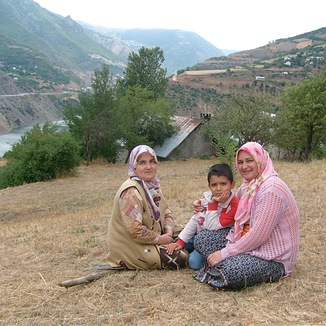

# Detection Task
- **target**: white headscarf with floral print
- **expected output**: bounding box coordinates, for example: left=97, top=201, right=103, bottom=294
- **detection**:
left=128, top=145, right=161, bottom=221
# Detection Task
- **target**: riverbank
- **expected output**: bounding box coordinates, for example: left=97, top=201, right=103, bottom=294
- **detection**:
left=0, top=93, right=65, bottom=135
left=0, top=120, right=66, bottom=157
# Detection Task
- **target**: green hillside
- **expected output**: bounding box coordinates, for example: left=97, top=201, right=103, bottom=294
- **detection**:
left=0, top=0, right=324, bottom=134
left=167, top=27, right=326, bottom=117
left=0, top=0, right=122, bottom=91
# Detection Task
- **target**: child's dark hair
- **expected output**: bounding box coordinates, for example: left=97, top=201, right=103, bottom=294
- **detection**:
left=207, top=163, right=234, bottom=183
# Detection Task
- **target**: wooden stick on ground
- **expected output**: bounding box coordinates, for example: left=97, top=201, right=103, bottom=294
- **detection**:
left=58, top=262, right=130, bottom=288
left=58, top=271, right=110, bottom=288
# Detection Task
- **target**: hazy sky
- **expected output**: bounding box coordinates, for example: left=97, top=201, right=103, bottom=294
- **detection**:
left=34, top=0, right=325, bottom=51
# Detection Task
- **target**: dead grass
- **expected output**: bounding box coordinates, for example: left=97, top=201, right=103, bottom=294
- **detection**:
left=1, top=158, right=325, bottom=325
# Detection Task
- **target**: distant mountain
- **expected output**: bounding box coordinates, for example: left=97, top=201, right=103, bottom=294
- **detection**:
left=0, top=0, right=225, bottom=133
left=0, top=0, right=324, bottom=135
left=191, top=27, right=326, bottom=71
left=0, top=0, right=122, bottom=92
left=81, top=25, right=225, bottom=75
left=167, top=27, right=326, bottom=117
left=0, top=0, right=224, bottom=92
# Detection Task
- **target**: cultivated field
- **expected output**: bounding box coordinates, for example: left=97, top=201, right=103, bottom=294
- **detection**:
left=1, top=158, right=325, bottom=325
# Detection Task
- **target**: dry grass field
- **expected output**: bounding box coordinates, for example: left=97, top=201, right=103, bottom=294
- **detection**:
left=1, top=158, right=325, bottom=325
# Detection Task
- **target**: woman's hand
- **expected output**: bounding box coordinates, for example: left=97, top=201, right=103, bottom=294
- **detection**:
left=165, top=242, right=183, bottom=255
left=207, top=251, right=222, bottom=267
left=165, top=229, right=174, bottom=238
left=157, top=234, right=173, bottom=245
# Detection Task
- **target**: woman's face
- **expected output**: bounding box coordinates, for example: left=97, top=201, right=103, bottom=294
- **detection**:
left=237, top=150, right=259, bottom=182
left=135, top=152, right=157, bottom=182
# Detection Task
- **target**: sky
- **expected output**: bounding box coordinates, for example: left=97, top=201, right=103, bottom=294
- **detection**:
left=34, top=0, right=325, bottom=51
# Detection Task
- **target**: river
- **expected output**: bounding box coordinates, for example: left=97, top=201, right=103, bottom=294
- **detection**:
left=0, top=121, right=66, bottom=157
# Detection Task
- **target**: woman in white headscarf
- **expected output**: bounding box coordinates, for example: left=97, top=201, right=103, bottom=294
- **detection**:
left=107, top=145, right=188, bottom=270
left=193, top=142, right=300, bottom=289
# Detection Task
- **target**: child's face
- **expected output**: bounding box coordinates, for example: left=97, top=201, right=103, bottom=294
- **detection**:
left=208, top=175, right=235, bottom=198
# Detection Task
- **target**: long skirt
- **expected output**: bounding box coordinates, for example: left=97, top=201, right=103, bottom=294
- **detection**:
left=193, top=229, right=285, bottom=290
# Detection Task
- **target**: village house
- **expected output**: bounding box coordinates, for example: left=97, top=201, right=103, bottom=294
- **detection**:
left=153, top=115, right=215, bottom=160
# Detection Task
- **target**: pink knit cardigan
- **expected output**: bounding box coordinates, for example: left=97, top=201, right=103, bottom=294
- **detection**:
left=221, top=175, right=300, bottom=276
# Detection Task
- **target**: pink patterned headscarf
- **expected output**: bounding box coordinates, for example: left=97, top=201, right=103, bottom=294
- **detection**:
left=128, top=145, right=161, bottom=220
left=233, top=142, right=278, bottom=241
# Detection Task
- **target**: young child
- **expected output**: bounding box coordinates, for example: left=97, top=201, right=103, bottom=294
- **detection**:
left=166, top=163, right=239, bottom=270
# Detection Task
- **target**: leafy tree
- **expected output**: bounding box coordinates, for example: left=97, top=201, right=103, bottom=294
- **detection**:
left=117, top=85, right=175, bottom=155
left=274, top=69, right=326, bottom=161
left=64, top=54, right=174, bottom=164
left=204, top=91, right=275, bottom=154
left=114, top=46, right=175, bottom=157
left=117, top=46, right=168, bottom=99
left=0, top=122, right=80, bottom=189
left=213, top=136, right=238, bottom=173
left=64, top=64, right=119, bottom=164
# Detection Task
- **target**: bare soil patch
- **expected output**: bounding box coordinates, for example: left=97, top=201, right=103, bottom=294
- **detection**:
left=1, top=158, right=325, bottom=325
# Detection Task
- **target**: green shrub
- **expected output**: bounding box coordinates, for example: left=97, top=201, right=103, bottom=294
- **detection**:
left=0, top=122, right=80, bottom=189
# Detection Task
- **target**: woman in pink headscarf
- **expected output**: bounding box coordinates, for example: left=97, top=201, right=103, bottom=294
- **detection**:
left=193, top=142, right=300, bottom=289
left=107, top=145, right=188, bottom=270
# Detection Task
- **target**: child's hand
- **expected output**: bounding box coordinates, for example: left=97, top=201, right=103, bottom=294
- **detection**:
left=193, top=199, right=204, bottom=213
left=166, top=242, right=183, bottom=255
left=213, top=191, right=231, bottom=203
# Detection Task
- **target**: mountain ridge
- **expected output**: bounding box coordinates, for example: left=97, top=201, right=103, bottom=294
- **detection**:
left=78, top=24, right=225, bottom=75
left=168, top=27, right=325, bottom=118
left=0, top=0, right=325, bottom=134
left=0, top=0, right=226, bottom=134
